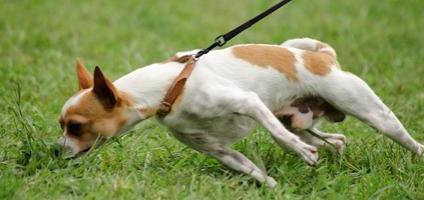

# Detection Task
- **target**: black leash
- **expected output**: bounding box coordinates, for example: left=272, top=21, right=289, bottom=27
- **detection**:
left=306, top=129, right=336, bottom=148
left=194, top=0, right=293, bottom=59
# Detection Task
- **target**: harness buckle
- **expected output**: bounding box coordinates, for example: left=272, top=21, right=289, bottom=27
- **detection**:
left=157, top=101, right=172, bottom=115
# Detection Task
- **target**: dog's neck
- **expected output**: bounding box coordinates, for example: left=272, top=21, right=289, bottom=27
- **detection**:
left=113, top=62, right=185, bottom=119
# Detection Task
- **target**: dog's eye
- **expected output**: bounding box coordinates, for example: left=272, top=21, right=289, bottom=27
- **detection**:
left=67, top=123, right=82, bottom=137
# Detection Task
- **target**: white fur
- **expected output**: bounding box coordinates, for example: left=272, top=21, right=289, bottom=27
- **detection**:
left=61, top=90, right=89, bottom=116
left=281, top=37, right=337, bottom=57
left=74, top=37, right=422, bottom=187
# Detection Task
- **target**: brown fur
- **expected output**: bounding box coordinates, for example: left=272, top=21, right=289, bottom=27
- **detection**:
left=232, top=45, right=298, bottom=81
left=76, top=60, right=93, bottom=90
left=302, top=51, right=335, bottom=76
left=61, top=64, right=135, bottom=152
left=164, top=55, right=193, bottom=63
left=61, top=91, right=131, bottom=150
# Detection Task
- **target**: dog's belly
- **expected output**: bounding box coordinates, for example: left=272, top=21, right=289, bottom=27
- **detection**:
left=162, top=114, right=256, bottom=147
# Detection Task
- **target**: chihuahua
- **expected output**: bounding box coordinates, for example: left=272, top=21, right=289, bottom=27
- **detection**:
left=59, top=38, right=423, bottom=187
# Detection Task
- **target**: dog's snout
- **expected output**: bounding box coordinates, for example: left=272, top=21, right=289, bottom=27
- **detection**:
left=58, top=137, right=73, bottom=153
left=58, top=137, right=66, bottom=147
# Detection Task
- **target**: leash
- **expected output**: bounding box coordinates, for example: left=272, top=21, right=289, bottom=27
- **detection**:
left=306, top=129, right=337, bottom=148
left=194, top=0, right=293, bottom=59
left=157, top=0, right=294, bottom=115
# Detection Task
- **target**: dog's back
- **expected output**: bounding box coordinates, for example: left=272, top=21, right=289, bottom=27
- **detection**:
left=186, top=38, right=340, bottom=111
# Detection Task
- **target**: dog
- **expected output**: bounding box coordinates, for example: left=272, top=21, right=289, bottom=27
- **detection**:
left=59, top=38, right=423, bottom=187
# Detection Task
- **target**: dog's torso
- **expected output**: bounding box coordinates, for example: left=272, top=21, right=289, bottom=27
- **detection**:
left=114, top=43, right=340, bottom=149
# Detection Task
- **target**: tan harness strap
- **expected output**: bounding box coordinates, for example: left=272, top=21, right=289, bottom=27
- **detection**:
left=157, top=55, right=197, bottom=116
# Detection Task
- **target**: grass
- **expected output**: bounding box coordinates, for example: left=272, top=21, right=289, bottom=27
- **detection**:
left=1, top=0, right=423, bottom=199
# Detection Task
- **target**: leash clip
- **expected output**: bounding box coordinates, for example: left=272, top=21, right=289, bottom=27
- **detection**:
left=191, top=54, right=199, bottom=61
left=214, top=35, right=226, bottom=46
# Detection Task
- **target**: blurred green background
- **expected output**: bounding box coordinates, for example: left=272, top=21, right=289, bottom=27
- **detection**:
left=0, top=0, right=423, bottom=199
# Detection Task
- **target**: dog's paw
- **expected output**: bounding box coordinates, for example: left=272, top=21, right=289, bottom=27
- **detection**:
left=327, top=136, right=347, bottom=154
left=330, top=133, right=347, bottom=144
left=265, top=176, right=277, bottom=188
left=327, top=138, right=346, bottom=154
left=417, top=143, right=424, bottom=156
left=320, top=133, right=347, bottom=154
left=296, top=142, right=319, bottom=166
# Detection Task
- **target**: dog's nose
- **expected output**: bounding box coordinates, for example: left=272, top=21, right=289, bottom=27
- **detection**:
left=57, top=138, right=78, bottom=159
left=58, top=137, right=66, bottom=147
left=58, top=137, right=72, bottom=152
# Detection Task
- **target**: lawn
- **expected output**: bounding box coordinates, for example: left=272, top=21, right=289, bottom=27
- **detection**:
left=1, top=0, right=423, bottom=199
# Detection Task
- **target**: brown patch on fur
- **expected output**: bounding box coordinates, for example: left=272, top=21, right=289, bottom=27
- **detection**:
left=66, top=93, right=128, bottom=134
left=164, top=55, right=193, bottom=64
left=316, top=42, right=341, bottom=69
left=302, top=51, right=335, bottom=76
left=119, top=91, right=136, bottom=107
left=233, top=45, right=298, bottom=81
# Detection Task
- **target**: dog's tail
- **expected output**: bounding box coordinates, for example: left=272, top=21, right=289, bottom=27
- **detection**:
left=281, top=38, right=337, bottom=58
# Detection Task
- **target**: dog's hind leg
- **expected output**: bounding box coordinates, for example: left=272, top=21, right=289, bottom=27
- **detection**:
left=216, top=89, right=319, bottom=165
left=318, top=71, right=423, bottom=155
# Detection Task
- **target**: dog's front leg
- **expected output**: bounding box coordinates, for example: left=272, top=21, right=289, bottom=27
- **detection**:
left=207, top=146, right=277, bottom=187
left=173, top=131, right=277, bottom=187
left=170, top=131, right=276, bottom=187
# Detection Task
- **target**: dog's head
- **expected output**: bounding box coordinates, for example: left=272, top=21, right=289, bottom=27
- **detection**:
left=58, top=61, right=140, bottom=156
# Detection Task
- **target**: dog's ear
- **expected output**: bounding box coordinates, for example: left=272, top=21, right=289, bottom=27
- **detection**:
left=92, top=66, right=119, bottom=108
left=76, top=60, right=93, bottom=90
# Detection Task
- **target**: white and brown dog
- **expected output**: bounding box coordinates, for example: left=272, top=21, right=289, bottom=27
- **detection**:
left=59, top=38, right=423, bottom=187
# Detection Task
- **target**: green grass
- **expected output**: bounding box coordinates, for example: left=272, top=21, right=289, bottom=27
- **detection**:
left=1, top=0, right=424, bottom=199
